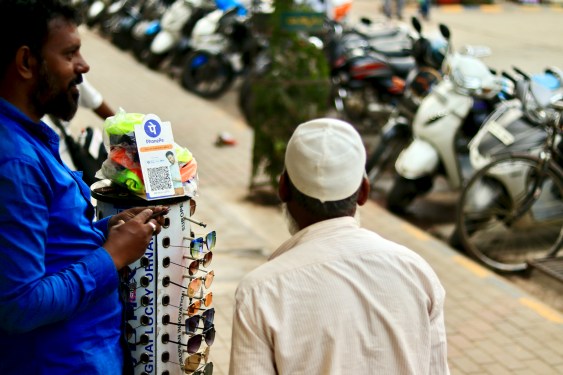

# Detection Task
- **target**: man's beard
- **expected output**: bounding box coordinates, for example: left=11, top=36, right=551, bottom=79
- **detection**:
left=281, top=203, right=362, bottom=236
left=34, top=62, right=81, bottom=121
left=281, top=203, right=300, bottom=236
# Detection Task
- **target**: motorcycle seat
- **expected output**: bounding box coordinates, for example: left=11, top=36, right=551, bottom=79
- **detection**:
left=477, top=116, right=547, bottom=157
left=388, top=56, right=416, bottom=78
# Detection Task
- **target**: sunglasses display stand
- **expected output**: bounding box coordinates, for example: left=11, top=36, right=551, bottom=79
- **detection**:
left=92, top=182, right=210, bottom=375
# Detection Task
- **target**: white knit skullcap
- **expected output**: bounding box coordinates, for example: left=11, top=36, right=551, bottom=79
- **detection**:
left=285, top=118, right=366, bottom=202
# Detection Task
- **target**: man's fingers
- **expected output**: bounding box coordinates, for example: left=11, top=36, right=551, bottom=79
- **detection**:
left=133, top=208, right=154, bottom=224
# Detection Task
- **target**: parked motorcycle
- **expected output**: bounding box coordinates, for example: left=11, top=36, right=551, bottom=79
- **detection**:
left=179, top=1, right=250, bottom=98
left=326, top=17, right=416, bottom=132
left=145, top=0, right=212, bottom=70
left=365, top=16, right=446, bottom=194
left=386, top=24, right=505, bottom=214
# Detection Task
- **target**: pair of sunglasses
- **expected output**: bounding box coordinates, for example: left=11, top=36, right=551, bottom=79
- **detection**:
left=184, top=231, right=216, bottom=258
left=165, top=230, right=216, bottom=260
left=163, top=252, right=213, bottom=276
left=161, top=326, right=215, bottom=354
left=162, top=270, right=213, bottom=298
left=162, top=308, right=215, bottom=335
left=185, top=292, right=213, bottom=317
left=184, top=347, right=211, bottom=374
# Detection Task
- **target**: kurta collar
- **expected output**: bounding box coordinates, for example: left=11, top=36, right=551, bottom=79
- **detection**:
left=268, top=216, right=360, bottom=261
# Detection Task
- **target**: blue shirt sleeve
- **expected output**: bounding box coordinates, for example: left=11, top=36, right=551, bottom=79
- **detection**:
left=94, top=216, right=111, bottom=238
left=0, top=158, right=118, bottom=334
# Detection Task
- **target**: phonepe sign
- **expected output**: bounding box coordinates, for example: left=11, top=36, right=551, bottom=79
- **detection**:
left=144, top=118, right=162, bottom=138
left=135, top=114, right=179, bottom=200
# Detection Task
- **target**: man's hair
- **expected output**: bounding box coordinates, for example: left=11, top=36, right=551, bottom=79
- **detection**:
left=285, top=171, right=360, bottom=220
left=0, top=0, right=80, bottom=78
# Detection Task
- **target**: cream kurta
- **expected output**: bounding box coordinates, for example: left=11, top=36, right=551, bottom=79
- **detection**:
left=229, top=217, right=449, bottom=375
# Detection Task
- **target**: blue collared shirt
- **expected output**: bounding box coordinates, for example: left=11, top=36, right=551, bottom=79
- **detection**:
left=0, top=98, right=123, bottom=374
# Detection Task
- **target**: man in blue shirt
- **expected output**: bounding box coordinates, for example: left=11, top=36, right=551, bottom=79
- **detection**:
left=0, top=1, right=166, bottom=373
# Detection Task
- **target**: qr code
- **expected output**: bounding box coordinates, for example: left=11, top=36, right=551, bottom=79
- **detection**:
left=147, top=166, right=172, bottom=192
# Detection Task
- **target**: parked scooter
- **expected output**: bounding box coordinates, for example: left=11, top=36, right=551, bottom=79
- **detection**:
left=365, top=16, right=446, bottom=193
left=145, top=0, right=209, bottom=70
left=86, top=0, right=111, bottom=28
left=130, top=0, right=173, bottom=61
left=179, top=0, right=249, bottom=98
left=386, top=24, right=505, bottom=214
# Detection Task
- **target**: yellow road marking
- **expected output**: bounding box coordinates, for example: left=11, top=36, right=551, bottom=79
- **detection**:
left=481, top=4, right=502, bottom=12
left=452, top=255, right=491, bottom=278
left=519, top=297, right=563, bottom=324
left=440, top=5, right=464, bottom=13
left=401, top=223, right=431, bottom=241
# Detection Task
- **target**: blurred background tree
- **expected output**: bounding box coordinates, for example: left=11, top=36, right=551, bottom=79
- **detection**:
left=245, top=0, right=331, bottom=195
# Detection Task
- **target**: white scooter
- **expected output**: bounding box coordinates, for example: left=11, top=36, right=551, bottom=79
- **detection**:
left=387, top=24, right=505, bottom=214
left=145, top=0, right=209, bottom=70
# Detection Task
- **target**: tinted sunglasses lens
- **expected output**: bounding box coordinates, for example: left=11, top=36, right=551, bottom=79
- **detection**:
left=189, top=260, right=199, bottom=275
left=204, top=362, right=214, bottom=375
left=202, top=308, right=215, bottom=330
left=202, top=252, right=213, bottom=268
left=205, top=327, right=216, bottom=346
left=188, top=278, right=202, bottom=297
left=185, top=316, right=199, bottom=334
left=204, top=270, right=214, bottom=289
left=188, top=300, right=202, bottom=316
left=187, top=334, right=203, bottom=354
left=184, top=353, right=202, bottom=372
left=190, top=199, right=196, bottom=216
left=203, top=292, right=213, bottom=307
left=190, top=238, right=204, bottom=259
left=205, top=231, right=216, bottom=250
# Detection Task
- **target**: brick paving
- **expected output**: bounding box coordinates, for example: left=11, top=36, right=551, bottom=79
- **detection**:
left=73, top=7, right=563, bottom=373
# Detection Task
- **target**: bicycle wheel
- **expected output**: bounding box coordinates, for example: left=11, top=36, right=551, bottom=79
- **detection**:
left=457, top=154, right=563, bottom=273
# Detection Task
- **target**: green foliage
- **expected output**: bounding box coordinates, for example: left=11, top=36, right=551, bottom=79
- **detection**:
left=247, top=1, right=331, bottom=191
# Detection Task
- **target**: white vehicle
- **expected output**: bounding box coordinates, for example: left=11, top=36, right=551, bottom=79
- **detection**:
left=387, top=24, right=504, bottom=214
left=454, top=67, right=563, bottom=272
left=146, top=0, right=207, bottom=70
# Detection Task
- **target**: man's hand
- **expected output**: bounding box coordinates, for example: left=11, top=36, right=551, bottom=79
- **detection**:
left=108, top=206, right=168, bottom=229
left=104, top=208, right=163, bottom=270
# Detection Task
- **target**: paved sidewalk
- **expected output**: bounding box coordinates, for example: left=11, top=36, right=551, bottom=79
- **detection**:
left=74, top=21, right=563, bottom=375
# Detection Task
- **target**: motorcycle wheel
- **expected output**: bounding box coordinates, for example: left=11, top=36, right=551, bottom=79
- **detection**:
left=456, top=155, right=563, bottom=273
left=146, top=51, right=167, bottom=70
left=387, top=175, right=433, bottom=214
left=180, top=51, right=235, bottom=99
left=366, top=129, right=410, bottom=194
left=331, top=84, right=369, bottom=123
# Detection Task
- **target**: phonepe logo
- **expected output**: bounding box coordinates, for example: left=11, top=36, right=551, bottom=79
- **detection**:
left=144, top=119, right=161, bottom=138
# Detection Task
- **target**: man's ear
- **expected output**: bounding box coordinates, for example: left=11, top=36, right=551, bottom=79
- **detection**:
left=15, top=46, right=37, bottom=80
left=357, top=176, right=370, bottom=206
left=278, top=171, right=290, bottom=203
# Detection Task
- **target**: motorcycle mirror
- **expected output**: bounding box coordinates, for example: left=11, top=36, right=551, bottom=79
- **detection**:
left=439, top=24, right=450, bottom=40
left=360, top=17, right=372, bottom=26
left=411, top=16, right=422, bottom=34
left=501, top=71, right=517, bottom=84
left=512, top=66, right=530, bottom=80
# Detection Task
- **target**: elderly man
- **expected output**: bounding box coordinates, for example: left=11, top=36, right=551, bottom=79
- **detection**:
left=229, top=118, right=449, bottom=374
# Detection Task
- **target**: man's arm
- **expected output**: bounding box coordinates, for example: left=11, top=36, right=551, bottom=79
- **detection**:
left=229, top=289, right=277, bottom=375
left=0, top=160, right=118, bottom=333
